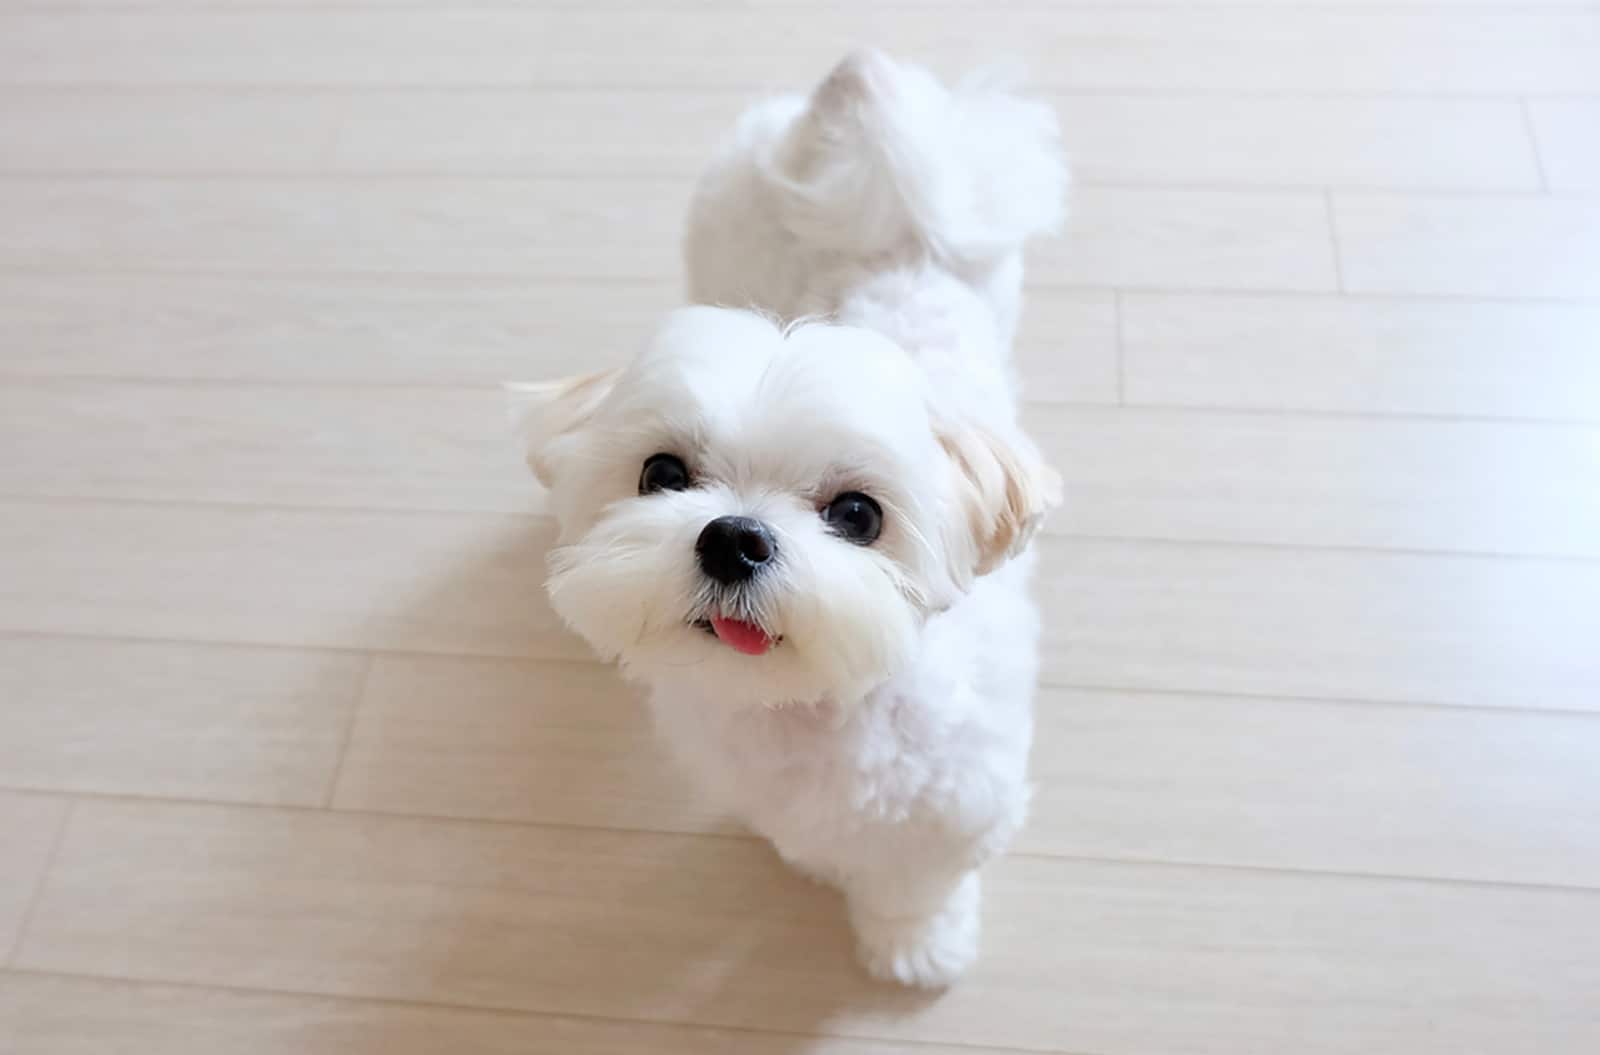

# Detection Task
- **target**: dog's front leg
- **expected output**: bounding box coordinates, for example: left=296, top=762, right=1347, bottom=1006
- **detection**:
left=845, top=862, right=983, bottom=989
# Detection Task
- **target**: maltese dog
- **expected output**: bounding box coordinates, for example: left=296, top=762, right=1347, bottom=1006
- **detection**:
left=510, top=49, right=1066, bottom=988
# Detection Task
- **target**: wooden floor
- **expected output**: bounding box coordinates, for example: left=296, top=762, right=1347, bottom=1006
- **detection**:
left=2, top=2, right=1599, bottom=1052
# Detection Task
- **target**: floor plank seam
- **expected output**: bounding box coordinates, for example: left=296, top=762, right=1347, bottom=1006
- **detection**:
left=3, top=263, right=1597, bottom=306
left=1323, top=188, right=1349, bottom=293
left=321, top=653, right=377, bottom=809
left=1033, top=679, right=1600, bottom=718
left=4, top=493, right=1597, bottom=563
left=3, top=1, right=1595, bottom=10
left=3, top=627, right=1597, bottom=719
left=5, top=784, right=1598, bottom=897
left=0, top=170, right=1576, bottom=196
left=1, top=77, right=1596, bottom=104
left=0, top=964, right=1076, bottom=1055
left=5, top=170, right=1596, bottom=203
left=1, top=373, right=1594, bottom=427
left=1519, top=97, right=1555, bottom=192
left=3, top=798, right=74, bottom=969
left=1112, top=289, right=1127, bottom=404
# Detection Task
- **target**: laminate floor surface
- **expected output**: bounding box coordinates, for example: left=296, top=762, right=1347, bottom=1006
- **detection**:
left=1, top=2, right=1598, bottom=1053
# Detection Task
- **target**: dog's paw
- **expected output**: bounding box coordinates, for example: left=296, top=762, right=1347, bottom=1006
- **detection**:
left=851, top=874, right=980, bottom=988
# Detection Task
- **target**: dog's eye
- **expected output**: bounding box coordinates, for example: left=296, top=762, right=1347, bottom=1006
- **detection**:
left=822, top=492, right=882, bottom=544
left=639, top=453, right=691, bottom=495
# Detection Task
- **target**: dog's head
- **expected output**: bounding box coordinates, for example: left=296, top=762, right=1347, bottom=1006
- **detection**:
left=512, top=306, right=1058, bottom=708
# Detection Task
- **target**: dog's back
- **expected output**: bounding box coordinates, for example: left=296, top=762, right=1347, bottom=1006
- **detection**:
left=683, top=49, right=1067, bottom=354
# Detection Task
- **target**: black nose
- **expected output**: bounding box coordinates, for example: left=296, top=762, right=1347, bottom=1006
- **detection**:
left=696, top=516, right=776, bottom=584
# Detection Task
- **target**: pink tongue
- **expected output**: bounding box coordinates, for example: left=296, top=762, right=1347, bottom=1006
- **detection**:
left=710, top=616, right=773, bottom=656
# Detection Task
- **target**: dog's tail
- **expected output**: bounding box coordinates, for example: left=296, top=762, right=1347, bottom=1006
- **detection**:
left=765, top=49, right=1067, bottom=267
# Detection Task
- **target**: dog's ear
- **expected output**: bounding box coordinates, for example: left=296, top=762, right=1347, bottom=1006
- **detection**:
left=936, top=417, right=1062, bottom=582
left=505, top=369, right=621, bottom=487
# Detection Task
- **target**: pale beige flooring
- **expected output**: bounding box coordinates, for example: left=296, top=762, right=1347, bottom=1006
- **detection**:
left=1, top=2, right=1598, bottom=1053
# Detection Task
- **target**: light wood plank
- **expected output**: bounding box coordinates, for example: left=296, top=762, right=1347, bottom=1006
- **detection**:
left=0, top=274, right=679, bottom=385
left=339, top=92, right=1546, bottom=191
left=0, top=89, right=346, bottom=174
left=331, top=89, right=727, bottom=179
left=17, top=799, right=1600, bottom=1053
left=1017, top=288, right=1120, bottom=402
left=0, top=793, right=67, bottom=963
left=0, top=177, right=1329, bottom=291
left=1029, top=406, right=1600, bottom=557
left=0, top=177, right=686, bottom=280
left=0, top=381, right=535, bottom=513
left=1, top=501, right=1594, bottom=711
left=0, top=88, right=734, bottom=179
left=1059, top=96, right=1543, bottom=191
left=1333, top=193, right=1600, bottom=300
left=0, top=972, right=1012, bottom=1055
left=1, top=10, right=1595, bottom=95
left=0, top=273, right=1117, bottom=398
left=0, top=89, right=1544, bottom=193
left=1029, top=688, right=1600, bottom=887
left=1040, top=188, right=1337, bottom=292
left=12, top=801, right=868, bottom=1033
left=1121, top=293, right=1600, bottom=422
left=1527, top=99, right=1600, bottom=192
left=11, top=382, right=1592, bottom=558
left=332, top=655, right=734, bottom=834
left=0, top=275, right=1119, bottom=400
left=1041, top=539, right=1600, bottom=712
left=0, top=636, right=365, bottom=806
left=325, top=650, right=1600, bottom=889
left=0, top=500, right=583, bottom=660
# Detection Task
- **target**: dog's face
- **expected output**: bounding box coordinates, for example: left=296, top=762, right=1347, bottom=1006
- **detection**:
left=512, top=306, right=1058, bottom=708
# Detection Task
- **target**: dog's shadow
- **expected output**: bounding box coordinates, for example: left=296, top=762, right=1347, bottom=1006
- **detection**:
left=339, top=513, right=943, bottom=1050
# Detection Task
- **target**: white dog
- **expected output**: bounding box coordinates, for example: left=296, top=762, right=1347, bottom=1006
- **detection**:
left=511, top=50, right=1066, bottom=987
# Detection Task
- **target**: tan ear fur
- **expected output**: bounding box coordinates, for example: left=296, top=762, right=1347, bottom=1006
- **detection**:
left=938, top=420, right=1063, bottom=579
left=504, top=369, right=621, bottom=486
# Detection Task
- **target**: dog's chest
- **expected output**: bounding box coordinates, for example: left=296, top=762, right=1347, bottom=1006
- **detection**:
left=647, top=668, right=976, bottom=839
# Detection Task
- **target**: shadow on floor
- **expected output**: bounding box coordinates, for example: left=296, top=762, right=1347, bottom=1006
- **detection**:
left=332, top=516, right=945, bottom=1050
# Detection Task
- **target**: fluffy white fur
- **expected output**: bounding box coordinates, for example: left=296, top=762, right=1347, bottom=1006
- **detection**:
left=510, top=49, right=1066, bottom=987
